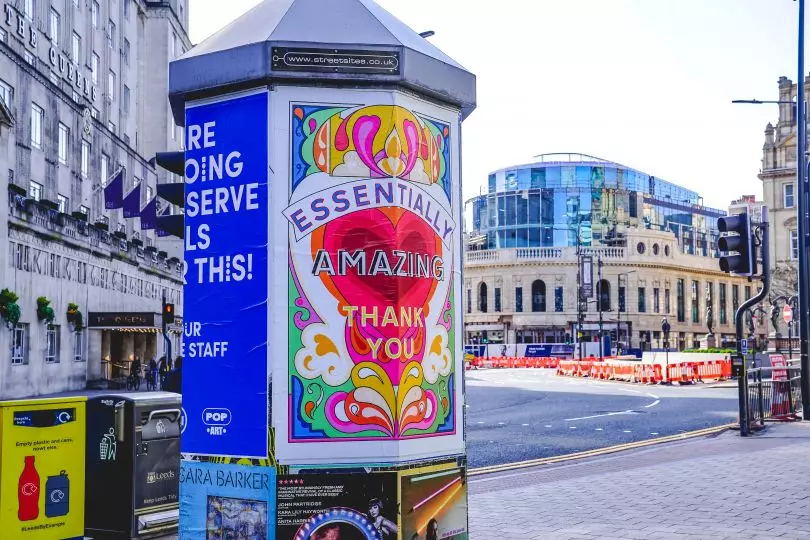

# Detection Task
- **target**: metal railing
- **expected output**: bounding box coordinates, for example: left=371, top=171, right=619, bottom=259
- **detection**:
left=745, top=362, right=802, bottom=430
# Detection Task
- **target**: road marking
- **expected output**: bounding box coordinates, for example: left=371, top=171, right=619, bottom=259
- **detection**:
left=595, top=428, right=603, bottom=431
left=545, top=425, right=552, bottom=428
left=650, top=432, right=659, bottom=435
left=569, top=426, right=577, bottom=429
left=623, top=430, right=632, bottom=433
left=644, top=400, right=661, bottom=408
left=497, top=422, right=505, bottom=425
left=477, top=421, right=485, bottom=424
left=469, top=424, right=735, bottom=478
left=522, top=423, right=529, bottom=426
left=565, top=410, right=635, bottom=422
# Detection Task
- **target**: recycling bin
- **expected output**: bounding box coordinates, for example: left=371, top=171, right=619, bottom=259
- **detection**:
left=85, top=392, right=181, bottom=538
left=0, top=396, right=87, bottom=540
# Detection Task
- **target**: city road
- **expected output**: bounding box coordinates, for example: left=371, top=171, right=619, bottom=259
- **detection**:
left=465, top=368, right=737, bottom=468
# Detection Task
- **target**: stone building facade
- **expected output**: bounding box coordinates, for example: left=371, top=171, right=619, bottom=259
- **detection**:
left=0, top=0, right=190, bottom=398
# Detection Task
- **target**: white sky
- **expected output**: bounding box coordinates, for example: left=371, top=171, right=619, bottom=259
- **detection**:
left=189, top=0, right=800, bottom=209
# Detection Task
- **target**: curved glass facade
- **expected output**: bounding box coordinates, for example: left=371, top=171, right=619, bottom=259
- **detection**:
left=470, top=155, right=725, bottom=255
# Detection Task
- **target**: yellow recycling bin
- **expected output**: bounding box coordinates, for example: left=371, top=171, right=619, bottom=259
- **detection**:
left=0, top=397, right=86, bottom=539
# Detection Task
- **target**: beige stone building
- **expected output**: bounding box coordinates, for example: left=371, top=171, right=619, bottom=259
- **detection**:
left=464, top=154, right=760, bottom=352
left=760, top=76, right=801, bottom=299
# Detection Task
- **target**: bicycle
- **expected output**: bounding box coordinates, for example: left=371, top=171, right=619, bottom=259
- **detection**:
left=145, top=369, right=157, bottom=391
left=126, top=365, right=141, bottom=391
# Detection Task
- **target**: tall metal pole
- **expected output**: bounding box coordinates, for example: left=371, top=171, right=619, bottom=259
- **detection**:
left=617, top=274, right=623, bottom=354
left=798, top=0, right=810, bottom=419
left=598, top=255, right=604, bottom=360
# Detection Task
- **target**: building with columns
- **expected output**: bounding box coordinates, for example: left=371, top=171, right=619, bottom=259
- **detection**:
left=464, top=154, right=760, bottom=352
left=0, top=0, right=189, bottom=398
left=760, top=76, right=801, bottom=300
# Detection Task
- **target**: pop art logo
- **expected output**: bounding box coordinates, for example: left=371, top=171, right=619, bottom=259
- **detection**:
left=202, top=408, right=231, bottom=426
left=286, top=103, right=458, bottom=443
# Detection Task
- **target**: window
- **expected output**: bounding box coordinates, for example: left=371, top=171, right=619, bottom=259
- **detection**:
left=58, top=123, right=69, bottom=164
left=11, top=324, right=28, bottom=365
left=92, top=1, right=99, bottom=28
left=123, top=85, right=130, bottom=114
left=745, top=286, right=752, bottom=301
left=92, top=53, right=99, bottom=85
left=108, top=121, right=116, bottom=134
left=555, top=286, right=564, bottom=312
left=171, top=31, right=177, bottom=58
left=24, top=0, right=33, bottom=20
left=653, top=288, right=660, bottom=313
left=24, top=51, right=34, bottom=65
left=101, top=153, right=109, bottom=184
left=494, top=287, right=501, bottom=313
left=107, top=20, right=115, bottom=49
left=72, top=32, right=81, bottom=63
left=123, top=39, right=130, bottom=65
left=597, top=279, right=610, bottom=312
left=515, top=287, right=523, bottom=312
left=719, top=284, right=727, bottom=325
left=145, top=185, right=153, bottom=201
left=784, top=183, right=795, bottom=209
left=466, top=289, right=471, bottom=314
left=732, top=285, right=740, bottom=313
left=108, top=70, right=115, bottom=101
left=791, top=230, right=799, bottom=260
left=478, top=282, right=488, bottom=313
left=124, top=0, right=130, bottom=18
left=81, top=141, right=90, bottom=178
left=0, top=79, right=12, bottom=107
left=73, top=332, right=85, bottom=362
left=57, top=194, right=68, bottom=213
left=677, top=279, right=685, bottom=322
left=665, top=289, right=671, bottom=314
left=691, top=280, right=700, bottom=323
left=29, top=181, right=42, bottom=201
left=618, top=286, right=626, bottom=312
left=49, top=8, right=59, bottom=44
left=638, top=287, right=646, bottom=313
left=30, top=103, right=43, bottom=148
left=80, top=204, right=89, bottom=215
left=531, top=280, right=546, bottom=312
left=45, top=325, right=60, bottom=363
left=171, top=119, right=176, bottom=140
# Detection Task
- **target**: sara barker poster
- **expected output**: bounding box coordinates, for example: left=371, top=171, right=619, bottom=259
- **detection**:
left=274, top=88, right=465, bottom=464
left=400, top=463, right=467, bottom=540
left=275, top=472, right=397, bottom=540
left=180, top=460, right=276, bottom=540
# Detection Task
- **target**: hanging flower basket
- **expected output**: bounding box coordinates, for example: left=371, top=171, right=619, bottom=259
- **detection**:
left=36, top=296, right=55, bottom=324
left=0, top=288, right=20, bottom=329
left=66, top=303, right=84, bottom=332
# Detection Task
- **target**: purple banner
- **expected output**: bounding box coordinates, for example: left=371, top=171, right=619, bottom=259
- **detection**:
left=140, top=197, right=156, bottom=230
left=123, top=183, right=141, bottom=218
left=104, top=168, right=124, bottom=209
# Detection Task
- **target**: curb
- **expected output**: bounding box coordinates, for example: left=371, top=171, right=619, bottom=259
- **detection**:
left=468, top=423, right=734, bottom=477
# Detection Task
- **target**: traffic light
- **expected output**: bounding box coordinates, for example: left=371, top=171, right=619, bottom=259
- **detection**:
left=717, top=212, right=756, bottom=276
left=163, top=302, right=175, bottom=325
left=152, top=151, right=185, bottom=239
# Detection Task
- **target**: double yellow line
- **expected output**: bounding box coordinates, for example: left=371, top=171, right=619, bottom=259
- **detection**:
left=468, top=423, right=734, bottom=477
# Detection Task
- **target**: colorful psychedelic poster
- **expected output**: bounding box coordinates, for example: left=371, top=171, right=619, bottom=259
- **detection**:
left=275, top=472, right=397, bottom=540
left=400, top=463, right=468, bottom=540
left=273, top=88, right=465, bottom=465
left=179, top=460, right=276, bottom=540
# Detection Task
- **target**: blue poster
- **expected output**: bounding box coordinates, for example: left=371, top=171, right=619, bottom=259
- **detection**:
left=180, top=460, right=276, bottom=539
left=183, top=90, right=269, bottom=458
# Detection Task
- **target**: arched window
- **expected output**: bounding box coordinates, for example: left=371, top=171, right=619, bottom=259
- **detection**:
left=478, top=282, right=488, bottom=313
left=531, top=280, right=546, bottom=312
left=597, top=279, right=611, bottom=312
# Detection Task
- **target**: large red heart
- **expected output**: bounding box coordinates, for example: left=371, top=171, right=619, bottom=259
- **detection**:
left=316, top=208, right=441, bottom=369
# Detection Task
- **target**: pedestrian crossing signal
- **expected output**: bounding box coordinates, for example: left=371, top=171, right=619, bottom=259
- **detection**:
left=163, top=303, right=175, bottom=324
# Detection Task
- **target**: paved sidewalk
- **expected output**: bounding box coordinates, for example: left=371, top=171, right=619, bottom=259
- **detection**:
left=469, top=422, right=810, bottom=539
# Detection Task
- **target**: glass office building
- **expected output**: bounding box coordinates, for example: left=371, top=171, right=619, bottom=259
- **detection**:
left=469, top=154, right=726, bottom=256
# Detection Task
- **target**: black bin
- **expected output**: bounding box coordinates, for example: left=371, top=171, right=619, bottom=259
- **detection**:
left=85, top=392, right=181, bottom=538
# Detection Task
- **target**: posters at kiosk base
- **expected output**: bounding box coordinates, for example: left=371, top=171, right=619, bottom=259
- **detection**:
left=180, top=460, right=276, bottom=539
left=276, top=472, right=397, bottom=540
left=400, top=464, right=468, bottom=540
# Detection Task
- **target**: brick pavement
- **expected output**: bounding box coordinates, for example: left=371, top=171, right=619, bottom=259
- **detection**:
left=468, top=422, right=810, bottom=539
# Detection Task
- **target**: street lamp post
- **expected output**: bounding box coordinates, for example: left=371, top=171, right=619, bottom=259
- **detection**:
left=598, top=255, right=604, bottom=361
left=662, top=318, right=671, bottom=384
left=617, top=270, right=637, bottom=354
left=731, top=0, right=809, bottom=417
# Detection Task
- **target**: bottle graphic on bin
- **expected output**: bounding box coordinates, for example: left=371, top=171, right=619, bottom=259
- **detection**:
left=18, top=456, right=40, bottom=521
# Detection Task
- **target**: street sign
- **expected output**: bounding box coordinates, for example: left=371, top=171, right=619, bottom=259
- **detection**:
left=580, top=255, right=594, bottom=298
left=741, top=339, right=749, bottom=355
left=784, top=304, right=793, bottom=324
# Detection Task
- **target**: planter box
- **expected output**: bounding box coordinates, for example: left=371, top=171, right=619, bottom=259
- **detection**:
left=71, top=211, right=88, bottom=222
left=7, top=183, right=27, bottom=197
